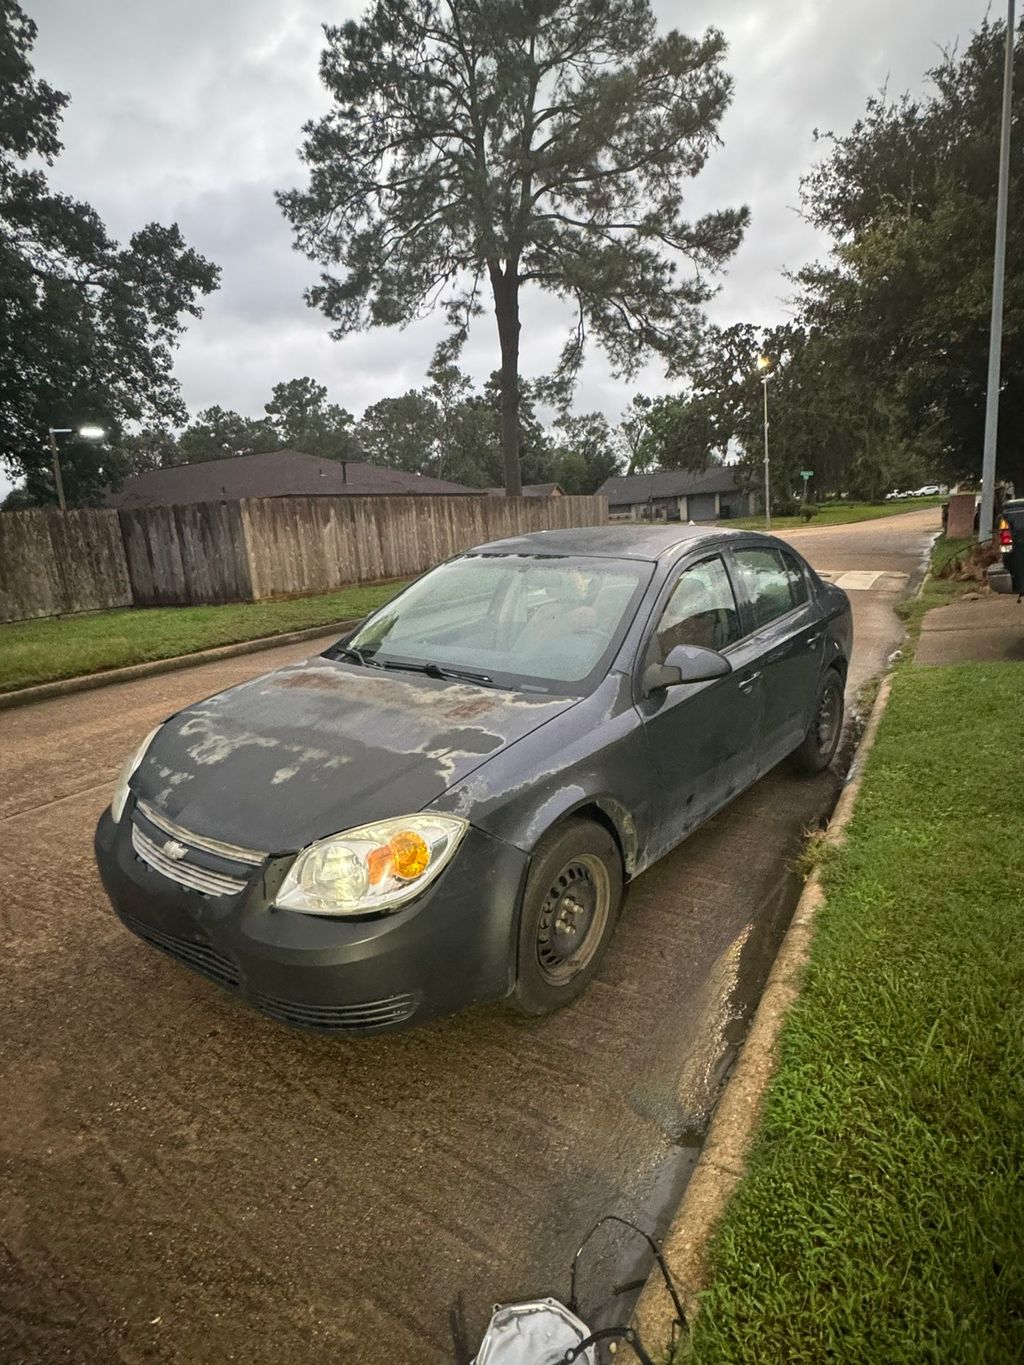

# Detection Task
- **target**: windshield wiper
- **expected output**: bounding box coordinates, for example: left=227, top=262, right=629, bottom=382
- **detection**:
left=382, top=660, right=497, bottom=687
left=329, top=644, right=379, bottom=667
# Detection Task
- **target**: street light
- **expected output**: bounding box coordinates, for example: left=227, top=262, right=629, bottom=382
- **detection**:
left=979, top=0, right=1016, bottom=542
left=47, top=424, right=107, bottom=512
left=756, top=354, right=773, bottom=531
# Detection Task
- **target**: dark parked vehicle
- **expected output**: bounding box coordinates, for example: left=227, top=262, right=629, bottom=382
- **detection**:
left=988, top=499, right=1024, bottom=597
left=95, top=526, right=853, bottom=1034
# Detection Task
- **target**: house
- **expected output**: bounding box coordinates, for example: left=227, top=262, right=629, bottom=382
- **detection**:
left=597, top=466, right=757, bottom=522
left=485, top=482, right=565, bottom=497
left=106, top=449, right=478, bottom=509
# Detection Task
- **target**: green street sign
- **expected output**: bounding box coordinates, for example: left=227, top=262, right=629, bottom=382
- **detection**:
left=800, top=469, right=813, bottom=479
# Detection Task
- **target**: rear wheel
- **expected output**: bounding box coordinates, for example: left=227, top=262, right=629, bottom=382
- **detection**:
left=790, top=667, right=845, bottom=775
left=509, top=818, right=623, bottom=1017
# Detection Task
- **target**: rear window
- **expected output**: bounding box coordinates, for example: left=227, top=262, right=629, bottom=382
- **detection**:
left=732, top=547, right=796, bottom=629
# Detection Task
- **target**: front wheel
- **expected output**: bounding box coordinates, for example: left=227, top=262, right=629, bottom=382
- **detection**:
left=509, top=818, right=623, bottom=1017
left=790, top=667, right=845, bottom=776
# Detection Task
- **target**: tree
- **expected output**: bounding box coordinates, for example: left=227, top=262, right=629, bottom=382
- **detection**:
left=0, top=1, right=219, bottom=505
left=113, top=426, right=180, bottom=474
left=278, top=0, right=747, bottom=495
left=177, top=406, right=279, bottom=463
left=795, top=16, right=1024, bottom=492
left=264, top=376, right=361, bottom=458
left=550, top=411, right=621, bottom=493
left=357, top=390, right=441, bottom=472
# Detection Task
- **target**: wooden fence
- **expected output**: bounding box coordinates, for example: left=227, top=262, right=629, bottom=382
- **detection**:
left=241, top=494, right=605, bottom=600
left=0, top=493, right=607, bottom=622
left=119, top=502, right=253, bottom=607
left=0, top=508, right=131, bottom=623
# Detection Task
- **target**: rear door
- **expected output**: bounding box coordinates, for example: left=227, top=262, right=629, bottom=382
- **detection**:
left=727, top=545, right=826, bottom=771
left=636, top=552, right=765, bottom=861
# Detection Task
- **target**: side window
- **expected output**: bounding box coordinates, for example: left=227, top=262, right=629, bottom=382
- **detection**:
left=781, top=552, right=809, bottom=607
left=653, top=556, right=741, bottom=660
left=732, top=547, right=796, bottom=629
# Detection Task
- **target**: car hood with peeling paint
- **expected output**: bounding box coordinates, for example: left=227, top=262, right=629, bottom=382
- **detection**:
left=132, top=657, right=578, bottom=851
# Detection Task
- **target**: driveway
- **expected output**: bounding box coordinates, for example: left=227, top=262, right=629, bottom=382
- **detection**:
left=0, top=507, right=938, bottom=1364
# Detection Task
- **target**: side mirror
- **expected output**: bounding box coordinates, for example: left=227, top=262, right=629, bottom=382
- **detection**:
left=642, top=644, right=732, bottom=696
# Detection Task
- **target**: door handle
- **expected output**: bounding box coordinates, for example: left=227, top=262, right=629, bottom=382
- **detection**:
left=737, top=670, right=761, bottom=693
left=806, top=633, right=823, bottom=649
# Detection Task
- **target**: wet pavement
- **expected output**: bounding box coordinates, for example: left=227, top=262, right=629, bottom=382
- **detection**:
left=0, top=507, right=939, bottom=1364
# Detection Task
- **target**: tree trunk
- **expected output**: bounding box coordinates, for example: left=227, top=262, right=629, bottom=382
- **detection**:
left=491, top=266, right=522, bottom=497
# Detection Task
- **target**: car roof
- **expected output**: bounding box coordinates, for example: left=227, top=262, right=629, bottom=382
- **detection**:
left=465, top=523, right=755, bottom=562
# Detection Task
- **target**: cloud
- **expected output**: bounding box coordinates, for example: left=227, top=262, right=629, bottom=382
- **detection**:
left=6, top=0, right=988, bottom=493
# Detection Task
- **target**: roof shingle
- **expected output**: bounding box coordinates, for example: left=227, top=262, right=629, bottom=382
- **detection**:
left=106, top=449, right=477, bottom=508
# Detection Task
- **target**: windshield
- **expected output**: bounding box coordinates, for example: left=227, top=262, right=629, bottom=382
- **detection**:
left=346, top=553, right=652, bottom=692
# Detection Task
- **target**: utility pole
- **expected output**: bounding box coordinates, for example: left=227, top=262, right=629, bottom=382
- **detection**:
left=979, top=0, right=1016, bottom=542
left=46, top=425, right=107, bottom=511
left=762, top=375, right=771, bottom=531
left=48, top=428, right=68, bottom=513
left=756, top=354, right=773, bottom=530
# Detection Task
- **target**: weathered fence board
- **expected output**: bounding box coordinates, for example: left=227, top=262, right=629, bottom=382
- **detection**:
left=240, top=494, right=607, bottom=600
left=119, top=502, right=253, bottom=607
left=0, top=492, right=607, bottom=622
left=0, top=508, right=131, bottom=623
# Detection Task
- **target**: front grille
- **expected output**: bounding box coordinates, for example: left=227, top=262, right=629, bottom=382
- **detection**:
left=131, top=823, right=248, bottom=897
left=136, top=800, right=265, bottom=866
left=123, top=913, right=240, bottom=988
left=252, top=990, right=419, bottom=1032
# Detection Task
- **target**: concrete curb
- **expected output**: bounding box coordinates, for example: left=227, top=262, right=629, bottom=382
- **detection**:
left=0, top=619, right=358, bottom=712
left=632, top=672, right=896, bottom=1353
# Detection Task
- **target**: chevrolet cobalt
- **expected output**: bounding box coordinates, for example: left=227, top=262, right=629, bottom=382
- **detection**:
left=95, top=526, right=852, bottom=1033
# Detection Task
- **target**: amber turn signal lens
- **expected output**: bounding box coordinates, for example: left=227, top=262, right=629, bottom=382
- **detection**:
left=366, top=831, right=431, bottom=884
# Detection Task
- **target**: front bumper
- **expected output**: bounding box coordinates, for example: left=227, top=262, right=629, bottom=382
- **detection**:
left=95, top=805, right=528, bottom=1035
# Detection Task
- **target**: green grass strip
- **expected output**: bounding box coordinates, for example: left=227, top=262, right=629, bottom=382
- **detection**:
left=683, top=663, right=1024, bottom=1364
left=0, top=581, right=408, bottom=692
left=718, top=496, right=944, bottom=532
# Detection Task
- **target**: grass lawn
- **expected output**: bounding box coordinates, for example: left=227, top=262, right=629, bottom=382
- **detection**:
left=719, top=495, right=945, bottom=532
left=677, top=661, right=1024, bottom=1363
left=0, top=581, right=409, bottom=692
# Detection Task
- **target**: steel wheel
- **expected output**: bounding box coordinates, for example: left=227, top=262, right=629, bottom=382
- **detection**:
left=510, top=819, right=623, bottom=1016
left=535, top=854, right=611, bottom=986
left=815, top=674, right=843, bottom=757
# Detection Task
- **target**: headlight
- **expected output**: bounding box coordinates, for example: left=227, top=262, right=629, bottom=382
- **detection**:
left=111, top=725, right=162, bottom=823
left=275, top=814, right=469, bottom=917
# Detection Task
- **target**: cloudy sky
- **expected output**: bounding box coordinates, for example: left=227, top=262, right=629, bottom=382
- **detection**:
left=25, top=0, right=989, bottom=446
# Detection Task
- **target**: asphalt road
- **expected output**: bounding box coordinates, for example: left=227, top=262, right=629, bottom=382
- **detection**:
left=0, top=506, right=939, bottom=1365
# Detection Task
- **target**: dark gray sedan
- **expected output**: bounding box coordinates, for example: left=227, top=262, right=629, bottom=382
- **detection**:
left=95, top=525, right=852, bottom=1032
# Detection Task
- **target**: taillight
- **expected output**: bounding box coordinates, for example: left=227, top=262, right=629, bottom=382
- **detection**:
left=998, top=518, right=1012, bottom=548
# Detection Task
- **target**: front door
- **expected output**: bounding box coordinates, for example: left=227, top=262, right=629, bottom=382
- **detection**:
left=728, top=545, right=826, bottom=770
left=636, top=553, right=764, bottom=862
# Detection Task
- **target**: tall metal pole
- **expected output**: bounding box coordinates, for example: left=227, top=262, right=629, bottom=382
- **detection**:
left=48, top=428, right=67, bottom=514
left=979, top=0, right=1016, bottom=542
left=762, top=375, right=771, bottom=531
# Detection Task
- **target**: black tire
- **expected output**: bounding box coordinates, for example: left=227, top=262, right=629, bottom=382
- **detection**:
left=790, top=666, right=845, bottom=776
left=509, top=818, right=623, bottom=1017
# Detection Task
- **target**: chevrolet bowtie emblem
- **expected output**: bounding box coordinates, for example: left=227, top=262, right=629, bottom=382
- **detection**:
left=162, top=839, right=189, bottom=861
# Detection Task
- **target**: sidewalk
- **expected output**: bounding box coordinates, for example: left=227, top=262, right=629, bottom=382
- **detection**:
left=915, top=592, right=1024, bottom=665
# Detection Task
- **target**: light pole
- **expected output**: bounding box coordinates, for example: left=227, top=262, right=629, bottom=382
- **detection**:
left=979, top=0, right=1016, bottom=542
left=756, top=354, right=773, bottom=530
left=47, top=424, right=106, bottom=512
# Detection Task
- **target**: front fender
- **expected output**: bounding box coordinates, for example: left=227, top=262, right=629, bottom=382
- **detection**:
left=430, top=674, right=653, bottom=879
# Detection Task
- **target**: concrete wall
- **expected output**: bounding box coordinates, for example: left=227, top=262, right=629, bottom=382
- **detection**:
left=0, top=508, right=131, bottom=623
left=0, top=493, right=607, bottom=621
